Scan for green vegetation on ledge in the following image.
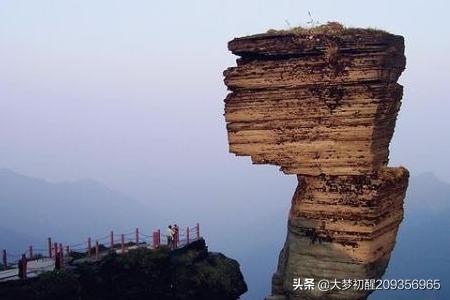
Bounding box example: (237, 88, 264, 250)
(265, 21, 388, 36)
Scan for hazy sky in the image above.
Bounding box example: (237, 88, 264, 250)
(1, 2, 449, 299)
(1, 0, 449, 202)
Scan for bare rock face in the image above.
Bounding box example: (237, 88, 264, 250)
(223, 23, 408, 300)
(224, 25, 405, 176)
(273, 167, 409, 300)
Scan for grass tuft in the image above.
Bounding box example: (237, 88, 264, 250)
(266, 21, 388, 36)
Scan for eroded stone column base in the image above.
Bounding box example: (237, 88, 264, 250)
(269, 167, 409, 300)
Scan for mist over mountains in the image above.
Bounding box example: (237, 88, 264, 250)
(0, 168, 448, 299)
(0, 168, 157, 253)
(370, 173, 450, 300)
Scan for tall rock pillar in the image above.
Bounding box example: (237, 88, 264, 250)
(223, 23, 408, 300)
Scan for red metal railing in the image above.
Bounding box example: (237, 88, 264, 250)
(1, 223, 201, 274)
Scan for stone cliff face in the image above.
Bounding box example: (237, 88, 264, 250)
(0, 239, 247, 300)
(223, 23, 408, 300)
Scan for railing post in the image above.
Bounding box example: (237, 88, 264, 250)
(55, 251, 61, 270)
(187, 227, 190, 244)
(19, 254, 27, 279)
(48, 237, 52, 258)
(87, 237, 92, 256)
(121, 234, 125, 254)
(196, 223, 200, 240)
(2, 249, 7, 270)
(95, 240, 99, 260)
(22, 254, 27, 279)
(29, 246, 33, 259)
(53, 243, 58, 261)
(59, 244, 64, 268)
(135, 228, 139, 246)
(110, 231, 114, 249)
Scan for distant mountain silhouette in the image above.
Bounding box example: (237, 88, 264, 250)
(406, 172, 450, 213)
(1, 169, 448, 299)
(0, 226, 38, 258)
(370, 172, 450, 300)
(233, 172, 450, 300)
(0, 168, 155, 254)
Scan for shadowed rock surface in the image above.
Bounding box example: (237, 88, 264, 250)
(224, 23, 405, 176)
(223, 23, 408, 300)
(0, 239, 247, 300)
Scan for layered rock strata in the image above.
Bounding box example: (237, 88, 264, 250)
(223, 23, 408, 300)
(272, 167, 409, 300)
(224, 25, 405, 176)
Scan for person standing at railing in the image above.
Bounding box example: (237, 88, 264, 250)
(173, 224, 179, 249)
(166, 225, 174, 248)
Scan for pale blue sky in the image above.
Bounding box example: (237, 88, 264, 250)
(0, 0, 450, 190)
(1, 2, 449, 299)
(0, 0, 449, 211)
(0, 0, 450, 211)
